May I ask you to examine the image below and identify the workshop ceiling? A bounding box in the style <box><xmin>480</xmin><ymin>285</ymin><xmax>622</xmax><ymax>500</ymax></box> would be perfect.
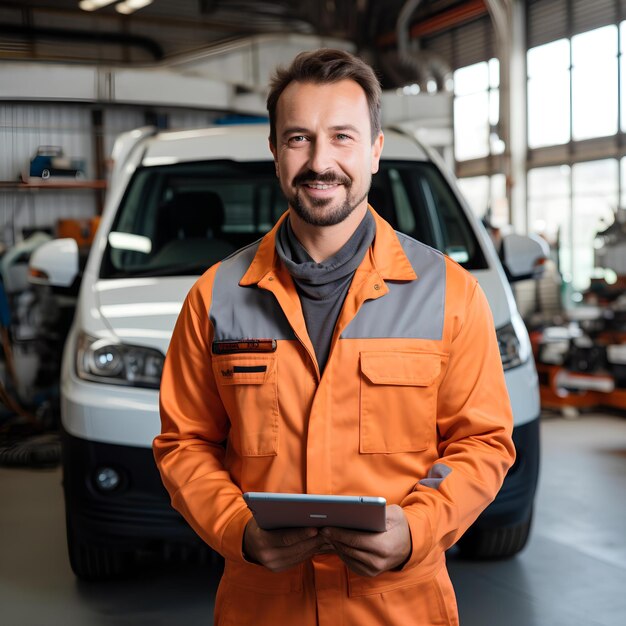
<box><xmin>0</xmin><ymin>0</ymin><xmax>489</xmax><ymax>68</ymax></box>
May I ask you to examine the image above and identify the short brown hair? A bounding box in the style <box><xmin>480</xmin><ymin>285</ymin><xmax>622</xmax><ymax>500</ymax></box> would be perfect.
<box><xmin>266</xmin><ymin>48</ymin><xmax>382</xmax><ymax>146</ymax></box>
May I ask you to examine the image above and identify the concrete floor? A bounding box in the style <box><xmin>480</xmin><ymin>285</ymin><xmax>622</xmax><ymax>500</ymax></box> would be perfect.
<box><xmin>1</xmin><ymin>413</ymin><xmax>625</xmax><ymax>626</ymax></box>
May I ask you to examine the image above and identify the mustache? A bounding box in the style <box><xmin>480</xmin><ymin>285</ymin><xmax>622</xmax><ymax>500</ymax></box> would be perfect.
<box><xmin>292</xmin><ymin>170</ymin><xmax>351</xmax><ymax>186</ymax></box>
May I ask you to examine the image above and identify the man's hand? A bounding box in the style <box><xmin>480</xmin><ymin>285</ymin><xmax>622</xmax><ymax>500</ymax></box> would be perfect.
<box><xmin>319</xmin><ymin>504</ymin><xmax>411</xmax><ymax>577</ymax></box>
<box><xmin>243</xmin><ymin>518</ymin><xmax>334</xmax><ymax>572</ymax></box>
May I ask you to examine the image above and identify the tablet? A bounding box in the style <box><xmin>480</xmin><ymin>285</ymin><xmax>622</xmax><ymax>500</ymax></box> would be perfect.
<box><xmin>243</xmin><ymin>492</ymin><xmax>387</xmax><ymax>532</ymax></box>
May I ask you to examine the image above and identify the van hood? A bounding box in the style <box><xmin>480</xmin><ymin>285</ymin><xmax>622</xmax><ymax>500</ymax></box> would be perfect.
<box><xmin>89</xmin><ymin>268</ymin><xmax>514</xmax><ymax>358</ymax></box>
<box><xmin>94</xmin><ymin>277</ymin><xmax>197</xmax><ymax>355</ymax></box>
<box><xmin>472</xmin><ymin>268</ymin><xmax>515</xmax><ymax>328</ymax></box>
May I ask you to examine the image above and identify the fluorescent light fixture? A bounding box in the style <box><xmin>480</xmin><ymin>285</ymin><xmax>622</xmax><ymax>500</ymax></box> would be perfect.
<box><xmin>115</xmin><ymin>0</ymin><xmax>153</xmax><ymax>14</ymax></box>
<box><xmin>79</xmin><ymin>0</ymin><xmax>118</xmax><ymax>11</ymax></box>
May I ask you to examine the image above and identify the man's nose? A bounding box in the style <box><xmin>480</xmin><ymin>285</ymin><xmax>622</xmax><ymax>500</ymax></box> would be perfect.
<box><xmin>308</xmin><ymin>139</ymin><xmax>333</xmax><ymax>174</ymax></box>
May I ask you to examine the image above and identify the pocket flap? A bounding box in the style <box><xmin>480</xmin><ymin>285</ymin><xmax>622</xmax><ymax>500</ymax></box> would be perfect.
<box><xmin>213</xmin><ymin>354</ymin><xmax>276</xmax><ymax>385</ymax></box>
<box><xmin>360</xmin><ymin>351</ymin><xmax>441</xmax><ymax>386</ymax></box>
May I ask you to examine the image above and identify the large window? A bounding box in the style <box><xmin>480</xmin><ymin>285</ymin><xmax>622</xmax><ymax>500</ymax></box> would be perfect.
<box><xmin>453</xmin><ymin>59</ymin><xmax>502</xmax><ymax>161</ymax></box>
<box><xmin>572</xmin><ymin>26</ymin><xmax>618</xmax><ymax>141</ymax></box>
<box><xmin>572</xmin><ymin>160</ymin><xmax>618</xmax><ymax>290</ymax></box>
<box><xmin>454</xmin><ymin>59</ymin><xmax>506</xmax><ymax>232</ymax></box>
<box><xmin>527</xmin><ymin>39</ymin><xmax>570</xmax><ymax>148</ymax></box>
<box><xmin>528</xmin><ymin>161</ymin><xmax>618</xmax><ymax>292</ymax></box>
<box><xmin>528</xmin><ymin>25</ymin><xmax>620</xmax><ymax>148</ymax></box>
<box><xmin>528</xmin><ymin>165</ymin><xmax>571</xmax><ymax>280</ymax></box>
<box><xmin>457</xmin><ymin>174</ymin><xmax>508</xmax><ymax>226</ymax></box>
<box><xmin>526</xmin><ymin>20</ymin><xmax>626</xmax><ymax>294</ymax></box>
<box><xmin>454</xmin><ymin>13</ymin><xmax>626</xmax><ymax>296</ymax></box>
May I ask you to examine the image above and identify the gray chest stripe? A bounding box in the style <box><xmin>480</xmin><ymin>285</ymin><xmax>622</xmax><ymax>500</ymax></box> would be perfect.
<box><xmin>210</xmin><ymin>233</ymin><xmax>445</xmax><ymax>343</ymax></box>
<box><xmin>210</xmin><ymin>241</ymin><xmax>296</xmax><ymax>342</ymax></box>
<box><xmin>341</xmin><ymin>234</ymin><xmax>445</xmax><ymax>340</ymax></box>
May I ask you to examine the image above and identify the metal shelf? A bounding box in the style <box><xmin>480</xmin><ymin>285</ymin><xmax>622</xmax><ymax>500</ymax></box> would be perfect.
<box><xmin>0</xmin><ymin>179</ymin><xmax>107</xmax><ymax>190</ymax></box>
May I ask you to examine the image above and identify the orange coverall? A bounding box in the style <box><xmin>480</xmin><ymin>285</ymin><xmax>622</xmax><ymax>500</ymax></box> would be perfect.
<box><xmin>154</xmin><ymin>208</ymin><xmax>516</xmax><ymax>625</ymax></box>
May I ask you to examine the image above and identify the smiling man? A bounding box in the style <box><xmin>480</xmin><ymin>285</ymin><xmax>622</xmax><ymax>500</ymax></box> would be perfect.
<box><xmin>154</xmin><ymin>49</ymin><xmax>515</xmax><ymax>625</ymax></box>
<box><xmin>271</xmin><ymin>78</ymin><xmax>382</xmax><ymax>234</ymax></box>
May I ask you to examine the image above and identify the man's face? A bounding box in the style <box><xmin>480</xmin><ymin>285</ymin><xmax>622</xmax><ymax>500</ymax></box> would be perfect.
<box><xmin>270</xmin><ymin>79</ymin><xmax>383</xmax><ymax>227</ymax></box>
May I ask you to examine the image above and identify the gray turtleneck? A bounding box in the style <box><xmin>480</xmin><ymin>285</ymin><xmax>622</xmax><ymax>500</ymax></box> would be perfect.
<box><xmin>275</xmin><ymin>211</ymin><xmax>376</xmax><ymax>374</ymax></box>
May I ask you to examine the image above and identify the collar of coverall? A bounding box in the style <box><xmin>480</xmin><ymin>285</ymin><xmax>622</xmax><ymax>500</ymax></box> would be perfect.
<box><xmin>239</xmin><ymin>206</ymin><xmax>418</xmax><ymax>287</ymax></box>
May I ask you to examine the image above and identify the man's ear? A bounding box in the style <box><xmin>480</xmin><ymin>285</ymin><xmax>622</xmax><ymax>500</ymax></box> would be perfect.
<box><xmin>370</xmin><ymin>132</ymin><xmax>384</xmax><ymax>175</ymax></box>
<box><xmin>268</xmin><ymin>139</ymin><xmax>279</xmax><ymax>177</ymax></box>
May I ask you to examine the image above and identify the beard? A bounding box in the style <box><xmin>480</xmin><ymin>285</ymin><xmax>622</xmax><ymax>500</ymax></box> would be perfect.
<box><xmin>286</xmin><ymin>169</ymin><xmax>370</xmax><ymax>227</ymax></box>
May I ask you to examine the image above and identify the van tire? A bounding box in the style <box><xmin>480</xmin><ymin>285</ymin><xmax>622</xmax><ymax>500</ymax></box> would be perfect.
<box><xmin>456</xmin><ymin>509</ymin><xmax>533</xmax><ymax>559</ymax></box>
<box><xmin>66</xmin><ymin>518</ymin><xmax>131</xmax><ymax>581</ymax></box>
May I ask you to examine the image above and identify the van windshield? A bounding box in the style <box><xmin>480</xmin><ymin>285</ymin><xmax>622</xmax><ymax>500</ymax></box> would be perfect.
<box><xmin>100</xmin><ymin>159</ymin><xmax>486</xmax><ymax>278</ymax></box>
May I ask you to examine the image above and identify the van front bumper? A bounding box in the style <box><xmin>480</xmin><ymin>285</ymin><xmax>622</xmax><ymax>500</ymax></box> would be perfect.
<box><xmin>62</xmin><ymin>430</ymin><xmax>200</xmax><ymax>549</ymax></box>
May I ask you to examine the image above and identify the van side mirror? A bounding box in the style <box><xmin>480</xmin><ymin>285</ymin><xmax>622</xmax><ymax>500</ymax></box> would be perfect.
<box><xmin>28</xmin><ymin>238</ymin><xmax>79</xmax><ymax>288</ymax></box>
<box><xmin>501</xmin><ymin>233</ymin><xmax>549</xmax><ymax>282</ymax></box>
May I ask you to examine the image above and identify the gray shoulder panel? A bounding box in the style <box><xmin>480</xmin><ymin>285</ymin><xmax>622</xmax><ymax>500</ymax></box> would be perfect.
<box><xmin>210</xmin><ymin>241</ymin><xmax>296</xmax><ymax>341</ymax></box>
<box><xmin>341</xmin><ymin>232</ymin><xmax>445</xmax><ymax>340</ymax></box>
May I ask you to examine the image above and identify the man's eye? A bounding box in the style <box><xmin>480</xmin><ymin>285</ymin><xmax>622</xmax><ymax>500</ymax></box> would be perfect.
<box><xmin>336</xmin><ymin>133</ymin><xmax>351</xmax><ymax>141</ymax></box>
<box><xmin>289</xmin><ymin>135</ymin><xmax>307</xmax><ymax>143</ymax></box>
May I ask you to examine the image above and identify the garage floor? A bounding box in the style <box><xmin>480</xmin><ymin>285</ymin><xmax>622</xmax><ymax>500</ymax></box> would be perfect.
<box><xmin>1</xmin><ymin>412</ymin><xmax>625</xmax><ymax>626</ymax></box>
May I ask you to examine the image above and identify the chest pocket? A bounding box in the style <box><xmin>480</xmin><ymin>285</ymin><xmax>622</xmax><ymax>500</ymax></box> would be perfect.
<box><xmin>212</xmin><ymin>353</ymin><xmax>278</xmax><ymax>457</ymax></box>
<box><xmin>359</xmin><ymin>351</ymin><xmax>441</xmax><ymax>454</ymax></box>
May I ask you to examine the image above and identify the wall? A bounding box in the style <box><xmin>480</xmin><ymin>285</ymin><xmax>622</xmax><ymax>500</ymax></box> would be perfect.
<box><xmin>0</xmin><ymin>103</ymin><xmax>226</xmax><ymax>247</ymax></box>
<box><xmin>0</xmin><ymin>104</ymin><xmax>96</xmax><ymax>246</ymax></box>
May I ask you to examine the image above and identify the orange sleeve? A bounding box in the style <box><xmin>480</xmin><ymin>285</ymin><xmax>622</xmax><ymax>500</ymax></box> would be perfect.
<box><xmin>400</xmin><ymin>273</ymin><xmax>516</xmax><ymax>568</ymax></box>
<box><xmin>153</xmin><ymin>269</ymin><xmax>252</xmax><ymax>562</ymax></box>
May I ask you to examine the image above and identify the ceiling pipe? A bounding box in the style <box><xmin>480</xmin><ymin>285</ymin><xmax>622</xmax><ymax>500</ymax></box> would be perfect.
<box><xmin>0</xmin><ymin>23</ymin><xmax>164</xmax><ymax>60</ymax></box>
<box><xmin>396</xmin><ymin>0</ymin><xmax>424</xmax><ymax>61</ymax></box>
<box><xmin>378</xmin><ymin>0</ymin><xmax>489</xmax><ymax>47</ymax></box>
<box><xmin>380</xmin><ymin>0</ymin><xmax>452</xmax><ymax>92</ymax></box>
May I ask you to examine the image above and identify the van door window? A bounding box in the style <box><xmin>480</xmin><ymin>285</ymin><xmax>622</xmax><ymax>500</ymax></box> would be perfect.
<box><xmin>388</xmin><ymin>168</ymin><xmax>416</xmax><ymax>234</ymax></box>
<box><xmin>372</xmin><ymin>162</ymin><xmax>487</xmax><ymax>270</ymax></box>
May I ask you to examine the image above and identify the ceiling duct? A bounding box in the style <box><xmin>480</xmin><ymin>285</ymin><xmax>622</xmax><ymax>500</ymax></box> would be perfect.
<box><xmin>197</xmin><ymin>0</ymin><xmax>315</xmax><ymax>35</ymax></box>
<box><xmin>379</xmin><ymin>0</ymin><xmax>452</xmax><ymax>93</ymax></box>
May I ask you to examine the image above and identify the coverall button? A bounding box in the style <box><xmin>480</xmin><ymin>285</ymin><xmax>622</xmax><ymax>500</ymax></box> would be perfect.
<box><xmin>373</xmin><ymin>283</ymin><xmax>381</xmax><ymax>290</ymax></box>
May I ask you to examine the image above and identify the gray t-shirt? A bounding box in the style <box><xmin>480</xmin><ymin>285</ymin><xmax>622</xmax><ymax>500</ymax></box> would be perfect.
<box><xmin>275</xmin><ymin>211</ymin><xmax>376</xmax><ymax>374</ymax></box>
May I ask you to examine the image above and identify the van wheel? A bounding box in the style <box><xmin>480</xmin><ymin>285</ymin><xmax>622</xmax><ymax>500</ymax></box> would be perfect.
<box><xmin>66</xmin><ymin>518</ymin><xmax>131</xmax><ymax>581</ymax></box>
<box><xmin>456</xmin><ymin>509</ymin><xmax>533</xmax><ymax>559</ymax></box>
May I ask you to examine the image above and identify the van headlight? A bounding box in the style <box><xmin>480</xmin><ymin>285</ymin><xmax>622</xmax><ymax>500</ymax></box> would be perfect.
<box><xmin>497</xmin><ymin>315</ymin><xmax>531</xmax><ymax>371</ymax></box>
<box><xmin>76</xmin><ymin>332</ymin><xmax>164</xmax><ymax>389</ymax></box>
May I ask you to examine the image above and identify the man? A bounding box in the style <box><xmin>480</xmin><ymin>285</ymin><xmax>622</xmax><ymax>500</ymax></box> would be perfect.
<box><xmin>154</xmin><ymin>48</ymin><xmax>515</xmax><ymax>625</ymax></box>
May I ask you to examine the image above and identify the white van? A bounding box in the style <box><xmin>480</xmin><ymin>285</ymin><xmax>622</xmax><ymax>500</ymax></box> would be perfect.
<box><xmin>30</xmin><ymin>124</ymin><xmax>545</xmax><ymax>580</ymax></box>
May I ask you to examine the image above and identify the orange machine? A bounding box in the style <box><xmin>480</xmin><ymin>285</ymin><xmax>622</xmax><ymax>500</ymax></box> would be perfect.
<box><xmin>532</xmin><ymin>310</ymin><xmax>626</xmax><ymax>413</ymax></box>
<box><xmin>56</xmin><ymin>216</ymin><xmax>101</xmax><ymax>249</ymax></box>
